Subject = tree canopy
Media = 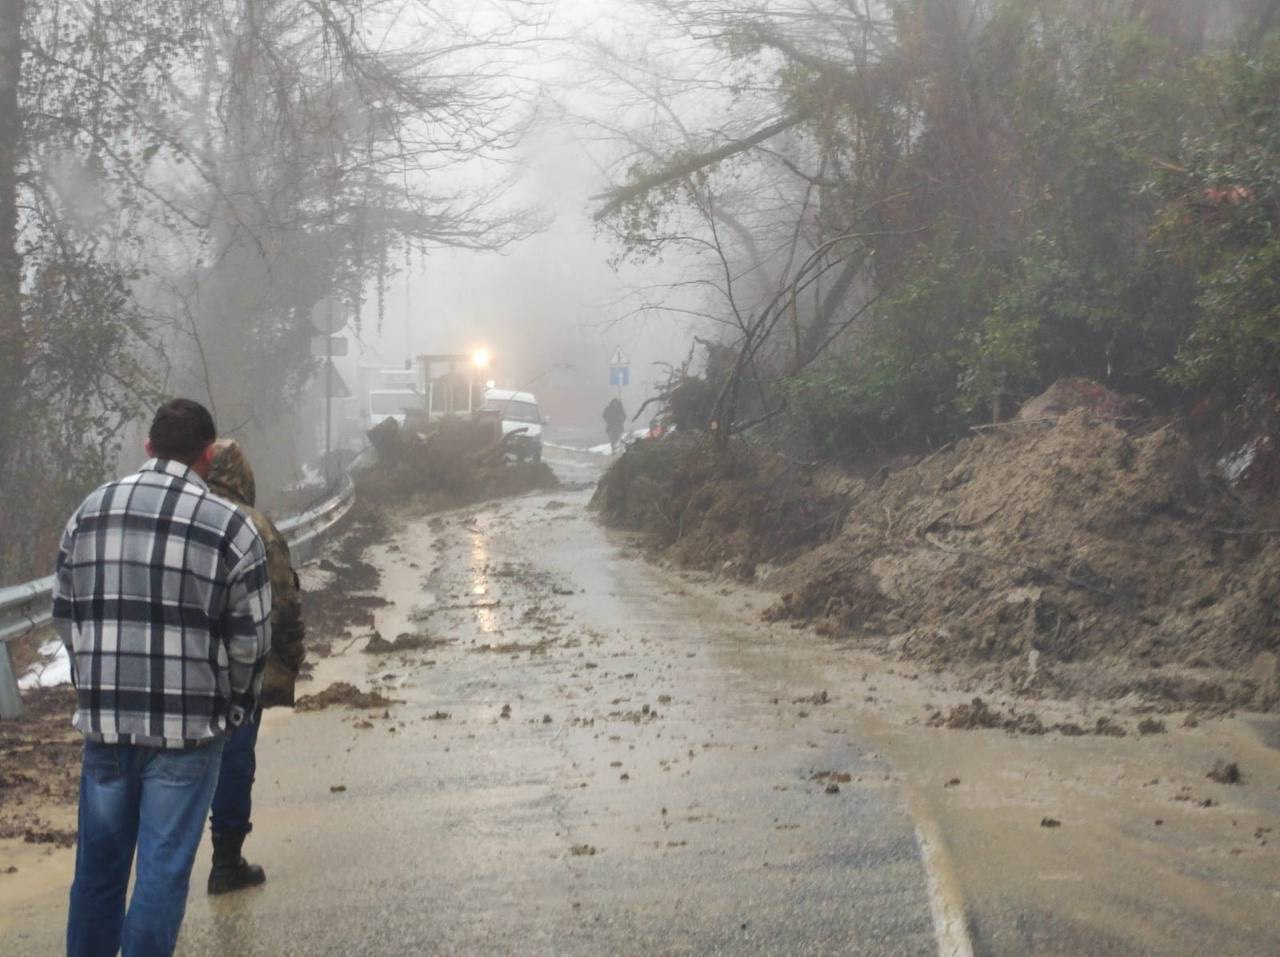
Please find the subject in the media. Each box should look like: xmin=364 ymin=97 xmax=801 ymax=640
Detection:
xmin=0 ymin=0 xmax=540 ymax=581
xmin=589 ymin=0 xmax=1280 ymax=459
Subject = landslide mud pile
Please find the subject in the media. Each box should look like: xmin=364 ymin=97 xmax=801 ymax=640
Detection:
xmin=357 ymin=416 xmax=556 ymax=508
xmin=595 ymin=403 xmax=1280 ymax=710
xmin=768 ymin=410 xmax=1280 ymax=709
xmin=591 ymin=433 xmax=848 ymax=576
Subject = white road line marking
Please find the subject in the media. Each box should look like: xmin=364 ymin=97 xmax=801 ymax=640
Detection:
xmin=913 ymin=813 xmax=975 ymax=957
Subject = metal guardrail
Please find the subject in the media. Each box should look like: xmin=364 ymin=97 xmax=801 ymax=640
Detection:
xmin=0 ymin=473 xmax=356 ymax=719
xmin=275 ymin=472 xmax=356 ymax=566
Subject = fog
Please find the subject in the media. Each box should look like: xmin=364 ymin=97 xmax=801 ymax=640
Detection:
xmin=1 ymin=0 xmax=1278 ymax=583
xmin=7 ymin=7 xmax=1280 ymax=953
xmin=347 ymin=127 xmax=694 ymax=433
xmin=342 ymin=0 xmax=734 ymax=435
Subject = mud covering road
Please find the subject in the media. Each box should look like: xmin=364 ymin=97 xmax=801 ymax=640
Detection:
xmin=0 ymin=449 xmax=943 ymax=956
xmin=3 ymin=447 xmax=1278 ymax=955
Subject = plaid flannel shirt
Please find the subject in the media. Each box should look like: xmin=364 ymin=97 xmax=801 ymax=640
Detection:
xmin=51 ymin=459 xmax=272 ymax=749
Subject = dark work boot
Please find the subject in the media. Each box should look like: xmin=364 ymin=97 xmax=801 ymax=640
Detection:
xmin=207 ymin=830 xmax=266 ymax=895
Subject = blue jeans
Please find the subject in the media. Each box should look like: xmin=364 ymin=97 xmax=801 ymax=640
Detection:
xmin=209 ymin=710 xmax=260 ymax=834
xmin=67 ymin=737 xmax=225 ymax=957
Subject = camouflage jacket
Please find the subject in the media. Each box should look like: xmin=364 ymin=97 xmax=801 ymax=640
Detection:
xmin=208 ymin=440 xmax=305 ymax=708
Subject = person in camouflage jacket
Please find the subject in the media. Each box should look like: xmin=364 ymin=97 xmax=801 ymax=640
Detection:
xmin=204 ymin=439 xmax=306 ymax=894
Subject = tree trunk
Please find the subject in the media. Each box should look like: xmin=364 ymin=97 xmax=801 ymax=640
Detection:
xmin=0 ymin=0 xmax=24 ymax=468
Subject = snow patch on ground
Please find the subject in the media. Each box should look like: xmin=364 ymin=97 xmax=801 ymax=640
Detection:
xmin=587 ymin=429 xmax=649 ymax=456
xmin=18 ymin=639 xmax=72 ymax=689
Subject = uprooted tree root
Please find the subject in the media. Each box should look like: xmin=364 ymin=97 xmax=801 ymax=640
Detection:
xmin=591 ymin=433 xmax=849 ymax=578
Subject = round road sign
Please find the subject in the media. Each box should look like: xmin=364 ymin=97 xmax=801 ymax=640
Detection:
xmin=310 ymin=297 xmax=347 ymax=334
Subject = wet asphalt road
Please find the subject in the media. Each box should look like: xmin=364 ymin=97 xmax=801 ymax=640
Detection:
xmin=1 ymin=449 xmax=946 ymax=956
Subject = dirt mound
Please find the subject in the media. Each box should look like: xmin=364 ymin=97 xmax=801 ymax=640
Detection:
xmin=1207 ymin=759 xmax=1242 ymax=784
xmin=591 ymin=434 xmax=848 ymax=578
xmin=362 ymin=631 xmax=449 ymax=654
xmin=926 ymin=697 xmax=1134 ymax=736
xmin=305 ymin=502 xmax=390 ymax=657
xmin=1017 ymin=377 xmax=1148 ymax=422
xmin=768 ymin=407 xmax=1280 ymax=709
xmin=357 ymin=416 xmax=557 ymax=509
xmin=0 ymin=685 xmax=80 ymax=846
xmin=294 ymin=682 xmax=402 ymax=712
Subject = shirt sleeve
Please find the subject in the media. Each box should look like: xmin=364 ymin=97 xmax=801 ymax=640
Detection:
xmin=224 ymin=528 xmax=273 ymax=718
xmin=50 ymin=513 xmax=78 ymax=663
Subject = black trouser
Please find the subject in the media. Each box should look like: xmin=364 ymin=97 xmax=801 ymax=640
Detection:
xmin=209 ymin=709 xmax=260 ymax=834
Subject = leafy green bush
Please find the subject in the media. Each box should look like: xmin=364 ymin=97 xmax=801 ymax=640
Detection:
xmin=789 ymin=18 xmax=1280 ymax=460
xmin=1160 ymin=40 xmax=1280 ymax=404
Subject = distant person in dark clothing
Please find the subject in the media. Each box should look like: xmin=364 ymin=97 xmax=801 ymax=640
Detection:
xmin=54 ymin=399 xmax=271 ymax=957
xmin=603 ymin=397 xmax=626 ymax=453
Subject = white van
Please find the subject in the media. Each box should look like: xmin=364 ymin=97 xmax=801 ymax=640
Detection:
xmin=367 ymin=389 xmax=423 ymax=428
xmin=481 ymin=388 xmax=544 ymax=462
xmin=378 ymin=368 xmax=418 ymax=392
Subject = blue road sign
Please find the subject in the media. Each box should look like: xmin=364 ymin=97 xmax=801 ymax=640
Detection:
xmin=610 ymin=366 xmax=629 ymax=387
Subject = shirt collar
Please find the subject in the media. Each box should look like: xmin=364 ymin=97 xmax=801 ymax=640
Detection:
xmin=141 ymin=458 xmax=209 ymax=491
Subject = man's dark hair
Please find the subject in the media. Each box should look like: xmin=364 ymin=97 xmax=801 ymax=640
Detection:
xmin=149 ymin=399 xmax=217 ymax=464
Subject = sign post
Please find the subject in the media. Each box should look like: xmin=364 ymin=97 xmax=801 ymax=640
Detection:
xmin=318 ymin=360 xmax=351 ymax=399
xmin=309 ymin=335 xmax=348 ymax=358
xmin=608 ymin=348 xmax=630 ymax=396
xmin=310 ymin=298 xmax=347 ymax=485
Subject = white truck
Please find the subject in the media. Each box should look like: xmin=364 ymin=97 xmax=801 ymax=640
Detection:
xmin=366 ymin=389 xmax=423 ymax=428
xmin=481 ymin=388 xmax=545 ymax=463
xmin=354 ymin=365 xmax=424 ymax=430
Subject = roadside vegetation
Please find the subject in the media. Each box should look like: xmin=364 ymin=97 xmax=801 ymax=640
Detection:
xmin=591 ymin=0 xmax=1280 ymax=460
xmin=0 ymin=0 xmax=541 ymax=583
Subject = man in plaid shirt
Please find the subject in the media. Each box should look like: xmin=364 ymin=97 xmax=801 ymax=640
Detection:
xmin=53 ymin=399 xmax=272 ymax=957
